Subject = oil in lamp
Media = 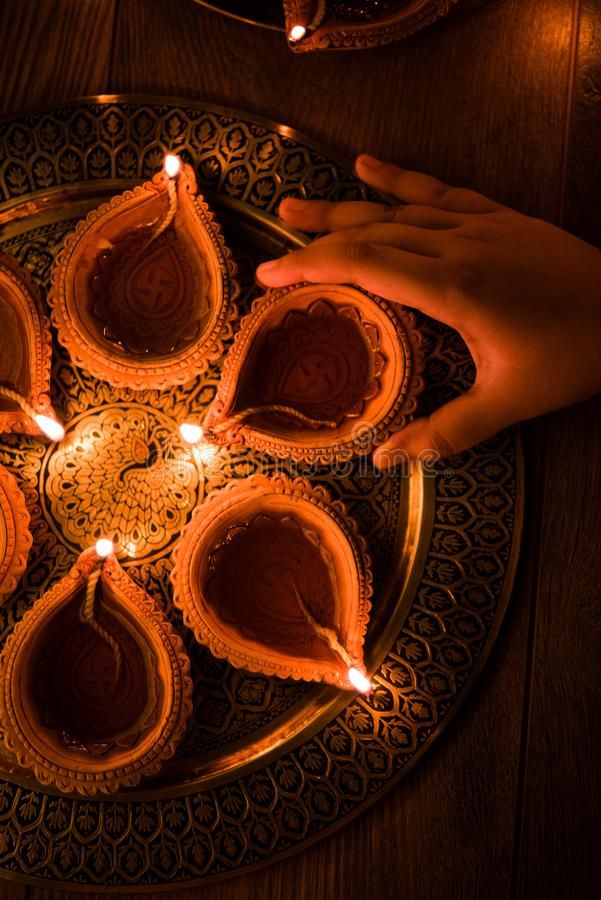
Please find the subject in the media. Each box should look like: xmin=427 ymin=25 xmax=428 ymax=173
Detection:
xmin=171 ymin=474 xmax=373 ymax=691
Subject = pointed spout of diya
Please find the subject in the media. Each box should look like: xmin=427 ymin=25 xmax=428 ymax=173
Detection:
xmin=291 ymin=581 xmax=373 ymax=694
xmin=284 ymin=1 xmax=327 ymax=45
xmin=0 ymin=385 xmax=64 ymax=441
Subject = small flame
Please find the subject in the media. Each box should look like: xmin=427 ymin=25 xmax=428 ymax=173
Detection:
xmin=34 ymin=414 xmax=65 ymax=442
xmin=164 ymin=154 xmax=182 ymax=179
xmin=95 ymin=538 xmax=114 ymax=558
xmin=348 ymin=667 xmax=372 ymax=694
xmin=179 ymin=422 xmax=204 ymax=445
xmin=288 ymin=24 xmax=307 ymax=41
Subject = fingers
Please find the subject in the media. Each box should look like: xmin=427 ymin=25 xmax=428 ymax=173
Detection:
xmin=373 ymin=388 xmax=507 ymax=466
xmin=256 ymin=240 xmax=450 ymax=322
xmin=279 ymin=197 xmax=460 ymax=233
xmin=316 ymin=223 xmax=444 ymax=258
xmin=356 ymin=154 xmax=502 ymax=214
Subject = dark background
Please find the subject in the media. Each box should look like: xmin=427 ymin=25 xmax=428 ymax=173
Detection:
xmin=0 ymin=0 xmax=599 ymax=898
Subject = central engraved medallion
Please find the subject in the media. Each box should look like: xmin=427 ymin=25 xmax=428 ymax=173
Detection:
xmin=41 ymin=404 xmax=201 ymax=560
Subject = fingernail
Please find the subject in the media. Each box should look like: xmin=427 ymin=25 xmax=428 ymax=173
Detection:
xmin=373 ymin=448 xmax=386 ymax=469
xmin=257 ymin=259 xmax=279 ymax=274
xmin=279 ymin=198 xmax=305 ymax=214
xmin=374 ymin=444 xmax=409 ymax=471
xmin=357 ymin=154 xmax=383 ymax=169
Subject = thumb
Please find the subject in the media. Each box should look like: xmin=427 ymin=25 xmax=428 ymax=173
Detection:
xmin=373 ymin=388 xmax=506 ymax=467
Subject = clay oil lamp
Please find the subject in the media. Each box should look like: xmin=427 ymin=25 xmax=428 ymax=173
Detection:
xmin=0 ymin=464 xmax=32 ymax=605
xmin=203 ymin=283 xmax=423 ymax=464
xmin=0 ymin=540 xmax=193 ymax=794
xmin=49 ymin=155 xmax=239 ymax=390
xmin=171 ymin=474 xmax=373 ymax=691
xmin=0 ymin=255 xmax=64 ymax=440
xmin=283 ymin=0 xmax=460 ymax=51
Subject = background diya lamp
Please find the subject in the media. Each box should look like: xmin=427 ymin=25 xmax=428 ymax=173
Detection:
xmin=204 ymin=283 xmax=424 ymax=463
xmin=171 ymin=474 xmax=373 ymax=690
xmin=0 ymin=464 xmax=32 ymax=606
xmin=0 ymin=541 xmax=193 ymax=795
xmin=0 ymin=255 xmax=64 ymax=440
xmin=49 ymin=155 xmax=239 ymax=390
xmin=283 ymin=0 xmax=460 ymax=51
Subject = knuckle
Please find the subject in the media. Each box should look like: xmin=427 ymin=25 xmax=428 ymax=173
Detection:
xmin=345 ymin=240 xmax=375 ymax=267
xmin=429 ymin=184 xmax=451 ymax=203
xmin=381 ymin=204 xmax=403 ymax=223
xmin=425 ymin=422 xmax=456 ymax=459
xmin=447 ymin=259 xmax=482 ymax=294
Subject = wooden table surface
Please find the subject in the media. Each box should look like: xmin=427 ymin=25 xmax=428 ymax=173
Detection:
xmin=0 ymin=1 xmax=599 ymax=898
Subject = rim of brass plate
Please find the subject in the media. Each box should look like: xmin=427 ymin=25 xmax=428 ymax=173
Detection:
xmin=0 ymin=95 xmax=524 ymax=892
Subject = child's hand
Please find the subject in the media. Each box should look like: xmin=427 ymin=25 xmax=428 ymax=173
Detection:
xmin=256 ymin=154 xmax=601 ymax=465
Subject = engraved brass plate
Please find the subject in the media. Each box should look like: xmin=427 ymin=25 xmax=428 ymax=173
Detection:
xmin=0 ymin=97 xmax=522 ymax=891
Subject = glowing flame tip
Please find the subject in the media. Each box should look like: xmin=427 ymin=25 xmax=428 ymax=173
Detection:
xmin=95 ymin=539 xmax=114 ymax=559
xmin=34 ymin=414 xmax=65 ymax=442
xmin=348 ymin=667 xmax=372 ymax=694
xmin=179 ymin=422 xmax=204 ymax=445
xmin=289 ymin=24 xmax=307 ymax=42
xmin=164 ymin=154 xmax=182 ymax=178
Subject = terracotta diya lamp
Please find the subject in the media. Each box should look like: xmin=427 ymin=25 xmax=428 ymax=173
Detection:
xmin=204 ymin=283 xmax=423 ymax=463
xmin=0 ymin=255 xmax=64 ymax=440
xmin=283 ymin=0 xmax=460 ymax=51
xmin=171 ymin=474 xmax=373 ymax=690
xmin=49 ymin=156 xmax=239 ymax=390
xmin=0 ymin=464 xmax=32 ymax=605
xmin=0 ymin=542 xmax=193 ymax=794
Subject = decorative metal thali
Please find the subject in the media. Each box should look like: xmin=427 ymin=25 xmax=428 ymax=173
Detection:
xmin=0 ymin=96 xmax=523 ymax=891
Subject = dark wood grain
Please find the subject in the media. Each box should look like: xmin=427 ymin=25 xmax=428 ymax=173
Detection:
xmin=514 ymin=401 xmax=601 ymax=900
xmin=0 ymin=882 xmax=29 ymax=900
xmin=561 ymin=1 xmax=601 ymax=244
xmin=0 ymin=0 xmax=117 ymax=117
xmin=513 ymin=3 xmax=601 ymax=896
xmin=1 ymin=0 xmax=600 ymax=898
xmin=112 ymin=0 xmax=572 ymax=218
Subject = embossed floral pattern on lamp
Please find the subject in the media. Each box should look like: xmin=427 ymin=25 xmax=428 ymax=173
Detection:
xmin=171 ymin=474 xmax=373 ymax=689
xmin=0 ymin=544 xmax=193 ymax=794
xmin=50 ymin=157 xmax=239 ymax=390
xmin=0 ymin=465 xmax=32 ymax=605
xmin=0 ymin=255 xmax=63 ymax=439
xmin=204 ymin=283 xmax=424 ymax=463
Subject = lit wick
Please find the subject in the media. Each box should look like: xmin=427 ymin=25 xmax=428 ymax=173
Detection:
xmin=208 ymin=404 xmax=337 ymax=435
xmin=149 ymin=153 xmax=182 ymax=244
xmin=0 ymin=384 xmax=65 ymax=441
xmin=79 ymin=539 xmax=121 ymax=684
xmin=288 ymin=24 xmax=307 ymax=42
xmin=291 ymin=581 xmax=372 ymax=693
xmin=179 ymin=422 xmax=204 ymax=445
